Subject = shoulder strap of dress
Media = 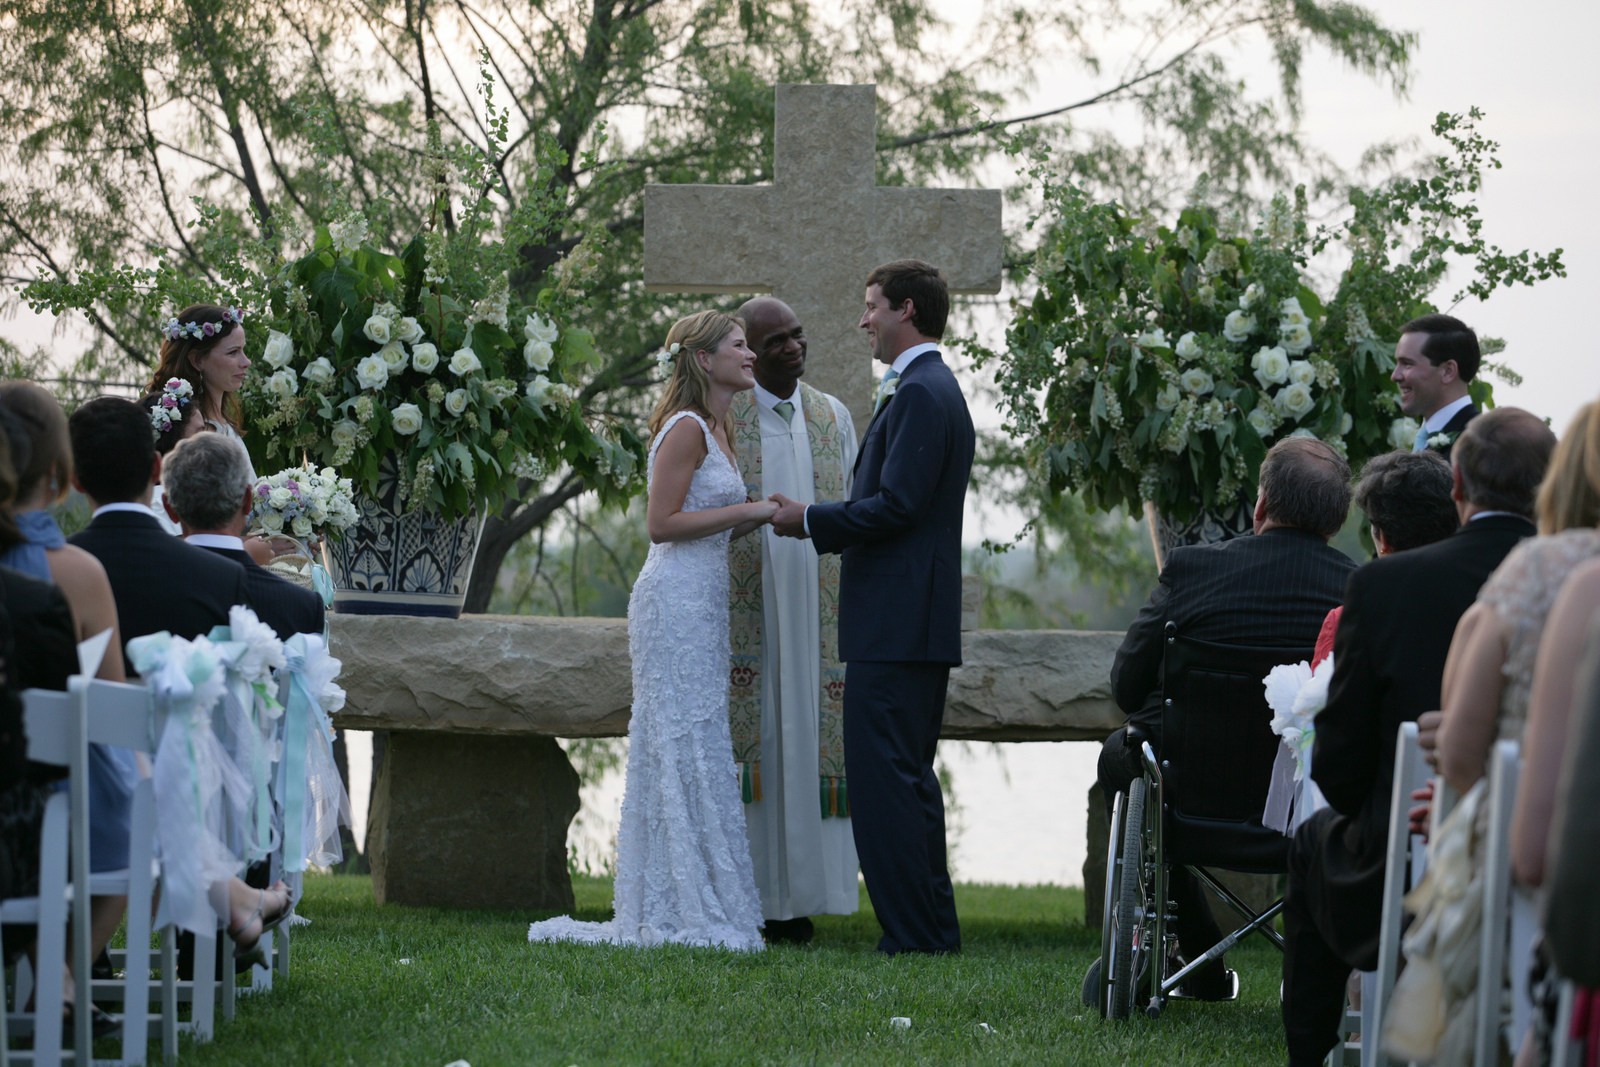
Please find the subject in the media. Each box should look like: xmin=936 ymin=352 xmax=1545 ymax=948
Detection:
xmin=648 ymin=409 xmax=714 ymax=467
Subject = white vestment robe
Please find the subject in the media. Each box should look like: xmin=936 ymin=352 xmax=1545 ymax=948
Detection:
xmin=747 ymin=382 xmax=860 ymax=919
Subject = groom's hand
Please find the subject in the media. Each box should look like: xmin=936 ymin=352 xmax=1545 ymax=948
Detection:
xmin=769 ymin=493 xmax=809 ymax=539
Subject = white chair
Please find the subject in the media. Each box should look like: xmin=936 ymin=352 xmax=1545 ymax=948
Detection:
xmin=7 ymin=676 xmax=173 ymax=1066
xmin=1549 ymin=979 xmax=1585 ymax=1067
xmin=1474 ymin=739 xmax=1521 ymax=1067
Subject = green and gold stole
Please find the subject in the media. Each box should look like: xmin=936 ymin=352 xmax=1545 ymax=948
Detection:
xmin=727 ymin=383 xmax=849 ymax=817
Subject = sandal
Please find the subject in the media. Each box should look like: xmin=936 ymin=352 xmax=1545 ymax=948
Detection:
xmin=227 ymin=882 xmax=293 ymax=967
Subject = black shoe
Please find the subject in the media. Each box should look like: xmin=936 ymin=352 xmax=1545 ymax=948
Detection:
xmin=91 ymin=948 xmax=114 ymax=981
xmin=63 ymin=1002 xmax=122 ymax=1046
xmin=760 ymin=917 xmax=815 ymax=945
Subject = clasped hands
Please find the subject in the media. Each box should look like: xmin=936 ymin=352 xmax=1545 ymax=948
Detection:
xmin=759 ymin=493 xmax=808 ymax=539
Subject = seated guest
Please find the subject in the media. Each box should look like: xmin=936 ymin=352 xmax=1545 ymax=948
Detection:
xmin=66 ymin=398 xmax=289 ymax=962
xmin=0 ymin=382 xmax=124 ymax=680
xmin=1311 ymin=449 xmax=1461 ymax=663
xmin=161 ymin=433 xmax=323 ymax=640
xmin=1431 ymin=399 xmax=1600 ymax=793
xmin=139 ymin=383 xmax=205 ymax=536
xmin=1101 ymin=436 xmax=1356 ymax=997
xmin=1281 ymin=408 xmax=1552 ymax=1066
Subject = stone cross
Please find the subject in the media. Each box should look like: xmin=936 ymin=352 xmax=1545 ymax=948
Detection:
xmin=643 ymin=83 xmax=1003 ymax=428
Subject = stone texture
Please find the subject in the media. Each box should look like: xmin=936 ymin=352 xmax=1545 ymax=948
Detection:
xmin=643 ymin=84 xmax=1003 ymax=429
xmin=330 ymin=615 xmax=1123 ymax=742
xmin=367 ymin=731 xmax=579 ymax=911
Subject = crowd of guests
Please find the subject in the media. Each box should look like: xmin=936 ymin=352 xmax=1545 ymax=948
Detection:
xmin=0 ymin=305 xmax=321 ymax=1045
xmin=1103 ymin=313 xmax=1600 ymax=1066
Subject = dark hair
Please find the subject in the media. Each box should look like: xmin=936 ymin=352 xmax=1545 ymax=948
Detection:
xmin=0 ymin=406 xmax=22 ymax=550
xmin=138 ymin=391 xmax=202 ymax=456
xmin=1453 ymin=406 xmax=1556 ymax=521
xmin=1258 ymin=436 xmax=1352 ymax=538
xmin=1399 ymin=313 xmax=1480 ymax=382
xmin=68 ymin=397 xmax=157 ymax=505
xmin=145 ymin=303 xmax=244 ymax=429
xmin=1353 ymin=450 xmax=1459 ymax=551
xmin=864 ymin=259 xmax=949 ymax=340
xmin=0 ymin=381 xmax=72 ymax=507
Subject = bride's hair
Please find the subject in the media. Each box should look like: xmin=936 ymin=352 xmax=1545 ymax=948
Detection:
xmin=646 ymin=309 xmax=744 ymax=440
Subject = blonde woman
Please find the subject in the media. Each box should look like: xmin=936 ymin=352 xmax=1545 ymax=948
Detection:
xmin=529 ymin=310 xmax=774 ymax=951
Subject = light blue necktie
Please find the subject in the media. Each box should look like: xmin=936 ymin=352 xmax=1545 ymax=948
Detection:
xmin=1413 ymin=424 xmax=1430 ymax=452
xmin=773 ymin=400 xmax=795 ymax=425
xmin=873 ymin=368 xmax=901 ymax=417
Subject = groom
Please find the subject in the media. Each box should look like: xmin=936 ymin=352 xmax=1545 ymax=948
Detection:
xmin=770 ymin=259 xmax=974 ymax=955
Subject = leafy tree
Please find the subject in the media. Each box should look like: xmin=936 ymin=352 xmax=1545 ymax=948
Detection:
xmin=4 ymin=0 xmax=1417 ymax=608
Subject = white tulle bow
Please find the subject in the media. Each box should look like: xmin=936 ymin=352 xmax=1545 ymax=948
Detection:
xmin=208 ymin=606 xmax=287 ymax=862
xmin=1261 ymin=654 xmax=1333 ymax=834
xmin=276 ymin=633 xmax=351 ymax=871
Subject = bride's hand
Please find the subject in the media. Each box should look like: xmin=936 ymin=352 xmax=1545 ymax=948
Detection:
xmin=749 ymin=499 xmax=780 ymax=524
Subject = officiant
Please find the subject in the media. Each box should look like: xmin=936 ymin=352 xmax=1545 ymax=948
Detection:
xmin=727 ymin=297 xmax=860 ymax=944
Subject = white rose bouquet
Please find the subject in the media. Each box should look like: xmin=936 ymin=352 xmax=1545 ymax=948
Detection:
xmin=247 ymin=465 xmax=360 ymax=542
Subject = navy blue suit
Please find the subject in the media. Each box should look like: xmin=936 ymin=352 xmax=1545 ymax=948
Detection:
xmin=808 ymin=349 xmax=974 ymax=954
xmin=195 ymin=545 xmax=325 ymax=641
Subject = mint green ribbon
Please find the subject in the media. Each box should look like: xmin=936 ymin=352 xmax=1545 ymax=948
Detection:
xmin=278 ymin=634 xmax=326 ymax=872
xmin=207 ymin=626 xmax=280 ymax=863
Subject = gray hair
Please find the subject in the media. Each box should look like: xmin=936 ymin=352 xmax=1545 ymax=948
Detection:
xmin=162 ymin=432 xmax=253 ymax=532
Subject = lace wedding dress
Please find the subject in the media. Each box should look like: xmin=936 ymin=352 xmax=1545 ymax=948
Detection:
xmin=528 ymin=411 xmax=765 ymax=951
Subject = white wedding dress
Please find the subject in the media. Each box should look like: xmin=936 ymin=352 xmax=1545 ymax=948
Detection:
xmin=528 ymin=411 xmax=765 ymax=951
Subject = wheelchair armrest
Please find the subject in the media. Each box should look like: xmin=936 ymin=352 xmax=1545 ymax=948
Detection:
xmin=1123 ymin=722 xmax=1150 ymax=747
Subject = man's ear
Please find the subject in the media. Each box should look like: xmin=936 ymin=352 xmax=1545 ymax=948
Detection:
xmin=162 ymin=494 xmax=182 ymax=524
xmin=149 ymin=452 xmax=163 ymax=489
xmin=897 ymin=299 xmax=916 ymax=325
xmin=1451 ymin=462 xmax=1466 ymax=504
xmin=240 ymin=485 xmax=254 ymax=518
xmin=1252 ymin=488 xmax=1268 ymax=531
xmin=1438 ymin=358 xmax=1459 ymax=385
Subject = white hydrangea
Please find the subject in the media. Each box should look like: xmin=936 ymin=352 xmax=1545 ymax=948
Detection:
xmin=1346 ymin=305 xmax=1376 ymax=344
xmin=1175 ymin=332 xmax=1202 ymax=362
xmin=328 ymin=212 xmax=369 ymax=255
xmin=355 ymin=354 xmax=389 ymax=391
xmin=1224 ymin=310 xmax=1257 ymax=343
xmin=1196 ymin=283 xmax=1217 ymax=307
xmin=1252 ymin=345 xmax=1290 ymax=387
xmin=1179 ymin=367 xmax=1214 ymax=396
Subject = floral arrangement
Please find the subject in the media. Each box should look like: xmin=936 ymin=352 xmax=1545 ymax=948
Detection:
xmin=149 ymin=377 xmax=194 ymax=435
xmin=238 ymin=221 xmax=639 ymax=522
xmin=247 ymin=465 xmax=359 ymax=541
xmin=983 ymin=111 xmax=1563 ymax=525
xmin=165 ymin=306 xmax=243 ymax=341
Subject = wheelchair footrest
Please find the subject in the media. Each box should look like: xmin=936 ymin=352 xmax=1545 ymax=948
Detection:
xmin=1164 ymin=968 xmax=1240 ymax=1003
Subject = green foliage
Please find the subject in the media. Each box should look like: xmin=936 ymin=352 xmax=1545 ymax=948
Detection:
xmin=979 ymin=110 xmax=1565 ymax=524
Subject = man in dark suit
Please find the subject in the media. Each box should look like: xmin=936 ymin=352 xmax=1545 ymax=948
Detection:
xmin=1392 ymin=313 xmax=1482 ymax=459
xmin=1282 ymin=407 xmax=1555 ymax=1066
xmin=769 ymin=259 xmax=974 ymax=956
xmin=1101 ymin=437 xmax=1357 ymax=995
xmin=159 ymin=433 xmax=324 ymax=641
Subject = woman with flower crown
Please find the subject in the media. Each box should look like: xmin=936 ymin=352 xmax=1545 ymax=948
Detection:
xmin=527 ymin=310 xmax=776 ymax=951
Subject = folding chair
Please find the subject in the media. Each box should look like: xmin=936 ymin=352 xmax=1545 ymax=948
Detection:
xmin=1474 ymin=739 xmax=1521 ymax=1067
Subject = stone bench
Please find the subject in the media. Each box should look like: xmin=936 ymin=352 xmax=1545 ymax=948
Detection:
xmin=328 ymin=613 xmax=1123 ymax=911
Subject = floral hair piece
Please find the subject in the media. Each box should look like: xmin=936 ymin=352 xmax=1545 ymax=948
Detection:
xmin=149 ymin=377 xmax=195 ymax=436
xmin=164 ymin=306 xmax=244 ymax=342
xmin=654 ymin=342 xmax=681 ymax=366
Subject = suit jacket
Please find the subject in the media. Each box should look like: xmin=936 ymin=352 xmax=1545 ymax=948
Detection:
xmin=1113 ymin=527 xmax=1357 ymax=728
xmin=807 ymin=351 xmax=975 ymax=664
xmin=0 ymin=565 xmax=77 ymax=788
xmin=68 ymin=511 xmax=252 ymax=677
xmin=196 ymin=545 xmax=324 ymax=641
xmin=1427 ymin=402 xmax=1479 ymax=461
xmin=1313 ymin=513 xmax=1534 ymax=857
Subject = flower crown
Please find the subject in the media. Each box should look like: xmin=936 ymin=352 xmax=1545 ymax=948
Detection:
xmin=149 ymin=377 xmax=194 ymax=436
xmin=164 ymin=306 xmax=244 ymax=342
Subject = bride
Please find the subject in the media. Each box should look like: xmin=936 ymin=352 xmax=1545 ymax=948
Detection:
xmin=528 ymin=310 xmax=777 ymax=951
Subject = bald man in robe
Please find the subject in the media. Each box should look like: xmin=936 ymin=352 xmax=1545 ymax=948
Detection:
xmin=726 ymin=297 xmax=860 ymax=943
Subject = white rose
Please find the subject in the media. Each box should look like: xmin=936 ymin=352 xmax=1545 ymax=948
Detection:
xmin=444 ymin=388 xmax=469 ymax=417
xmin=260 ymin=511 xmax=285 ymax=534
xmin=1179 ymin=368 xmax=1214 ymax=396
xmin=1223 ymin=310 xmax=1257 ymax=343
xmin=304 ymin=357 xmax=335 ymax=386
xmin=266 ymin=367 xmax=298 ymax=398
xmin=449 ymin=347 xmax=482 ymax=376
xmin=1247 ymin=408 xmax=1275 ymax=437
xmin=1241 ymin=283 xmax=1262 ymax=308
xmin=1156 ymin=384 xmax=1181 ymax=411
xmin=523 ymin=338 xmax=554 ymax=372
xmin=1174 ymin=332 xmax=1202 ymax=361
xmin=355 ymin=354 xmax=389 ymax=391
xmin=390 ymin=402 xmax=424 ymax=435
xmin=1135 ymin=327 xmax=1167 ymax=349
xmin=396 ymin=317 xmax=424 ymax=345
xmin=362 ymin=315 xmax=391 ymax=344
xmin=1280 ymin=322 xmax=1313 ymax=355
xmin=329 ymin=419 xmax=358 ymax=449
xmin=269 ymin=486 xmax=293 ymax=509
xmin=1389 ymin=417 xmax=1421 ymax=451
xmin=1251 ymin=345 xmax=1290 ymax=387
xmin=291 ymin=516 xmax=314 ymax=539
xmin=1340 ymin=412 xmax=1354 ymax=436
xmin=378 ymin=341 xmax=408 ymax=371
xmin=524 ymin=313 xmax=559 ymax=345
xmin=1288 ymin=360 xmax=1316 ymax=386
xmin=262 ymin=330 xmax=294 ymax=369
xmin=411 ymin=343 xmax=439 ymax=374
xmin=1274 ymin=382 xmax=1316 ymax=420
xmin=1279 ymin=297 xmax=1309 ymax=328
xmin=1288 ymin=427 xmax=1319 ymax=440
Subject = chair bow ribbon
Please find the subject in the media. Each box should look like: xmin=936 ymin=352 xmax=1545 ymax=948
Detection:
xmin=207 ymin=606 xmax=286 ymax=862
xmin=276 ymin=633 xmax=350 ymax=872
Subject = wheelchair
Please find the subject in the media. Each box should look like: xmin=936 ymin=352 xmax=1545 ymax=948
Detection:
xmin=1087 ymin=621 xmax=1311 ymax=1020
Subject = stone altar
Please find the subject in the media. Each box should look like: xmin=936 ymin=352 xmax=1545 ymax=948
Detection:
xmin=329 ymin=611 xmax=1123 ymax=910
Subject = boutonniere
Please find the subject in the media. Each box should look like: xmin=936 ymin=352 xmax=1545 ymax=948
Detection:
xmin=881 ymin=377 xmax=900 ymax=398
xmin=1426 ymin=431 xmax=1457 ymax=450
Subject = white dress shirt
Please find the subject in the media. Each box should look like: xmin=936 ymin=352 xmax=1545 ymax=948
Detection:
xmin=1424 ymin=394 xmax=1474 ymax=434
xmin=91 ymin=501 xmax=161 ymax=521
xmin=752 ymin=380 xmax=801 ymax=427
xmin=185 ymin=533 xmax=245 ymax=551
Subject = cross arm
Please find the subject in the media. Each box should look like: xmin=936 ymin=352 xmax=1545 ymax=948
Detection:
xmin=643 ymin=184 xmax=777 ymax=294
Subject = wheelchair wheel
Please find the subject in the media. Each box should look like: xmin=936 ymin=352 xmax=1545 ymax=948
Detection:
xmin=1089 ymin=788 xmax=1126 ymax=1017
xmin=1108 ymin=777 xmax=1147 ymax=1020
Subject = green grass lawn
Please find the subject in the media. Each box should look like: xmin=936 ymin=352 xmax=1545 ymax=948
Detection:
xmin=173 ymin=875 xmax=1288 ymax=1066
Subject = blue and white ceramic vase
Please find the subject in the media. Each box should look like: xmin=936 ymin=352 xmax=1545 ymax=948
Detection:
xmin=1151 ymin=492 xmax=1255 ymax=567
xmin=325 ymin=455 xmax=486 ymax=618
